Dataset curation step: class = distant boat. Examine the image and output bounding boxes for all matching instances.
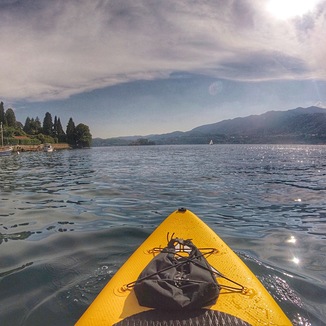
[43,144,54,152]
[0,122,12,156]
[0,147,12,156]
[209,139,213,145]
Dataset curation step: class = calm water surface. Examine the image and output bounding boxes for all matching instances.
[0,145,326,325]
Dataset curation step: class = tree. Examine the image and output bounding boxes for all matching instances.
[75,123,92,148]
[24,117,42,135]
[5,108,16,127]
[53,116,66,142]
[15,121,24,133]
[130,138,155,146]
[43,112,53,135]
[56,118,64,134]
[56,118,66,142]
[34,117,42,134]
[0,100,92,147]
[0,102,5,125]
[53,116,58,136]
[23,117,32,134]
[66,117,76,146]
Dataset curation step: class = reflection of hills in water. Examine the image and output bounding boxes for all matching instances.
[0,221,75,245]
[0,222,74,244]
[0,261,34,278]
[0,220,76,278]
[0,230,33,244]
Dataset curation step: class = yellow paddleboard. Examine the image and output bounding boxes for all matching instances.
[76,209,292,326]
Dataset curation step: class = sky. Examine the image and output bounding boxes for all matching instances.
[1,0,326,138]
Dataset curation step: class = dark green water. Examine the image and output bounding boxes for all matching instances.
[1,145,325,325]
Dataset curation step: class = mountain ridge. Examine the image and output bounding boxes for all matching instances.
[92,106,326,146]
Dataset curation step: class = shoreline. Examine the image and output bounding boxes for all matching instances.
[12,143,71,152]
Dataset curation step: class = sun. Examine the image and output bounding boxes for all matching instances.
[266,0,320,20]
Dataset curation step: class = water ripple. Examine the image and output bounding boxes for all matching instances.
[1,145,326,325]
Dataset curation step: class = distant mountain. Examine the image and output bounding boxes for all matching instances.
[92,106,326,146]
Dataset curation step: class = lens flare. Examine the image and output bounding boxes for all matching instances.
[266,0,320,20]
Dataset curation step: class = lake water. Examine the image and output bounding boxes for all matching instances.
[0,145,326,325]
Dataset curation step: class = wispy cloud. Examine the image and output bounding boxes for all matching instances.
[1,0,325,102]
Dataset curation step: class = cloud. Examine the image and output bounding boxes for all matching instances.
[0,0,326,102]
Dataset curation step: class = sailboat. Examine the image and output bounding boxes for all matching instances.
[209,139,213,145]
[0,122,12,156]
[43,143,54,152]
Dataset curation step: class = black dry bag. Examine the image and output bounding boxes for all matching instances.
[134,238,220,311]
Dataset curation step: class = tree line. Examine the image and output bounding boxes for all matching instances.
[0,101,92,148]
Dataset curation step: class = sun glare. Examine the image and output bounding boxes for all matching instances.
[266,0,320,19]
[286,236,297,244]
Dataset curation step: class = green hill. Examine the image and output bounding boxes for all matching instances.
[93,106,326,146]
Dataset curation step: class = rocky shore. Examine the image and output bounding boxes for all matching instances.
[12,143,71,152]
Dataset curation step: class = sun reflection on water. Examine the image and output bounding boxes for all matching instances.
[286,236,297,244]
[286,236,300,264]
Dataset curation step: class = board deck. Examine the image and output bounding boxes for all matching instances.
[76,209,292,325]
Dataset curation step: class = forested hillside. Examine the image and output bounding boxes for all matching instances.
[92,106,326,146]
[0,101,92,148]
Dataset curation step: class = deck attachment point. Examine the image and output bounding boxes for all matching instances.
[178,207,187,213]
[114,285,131,297]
